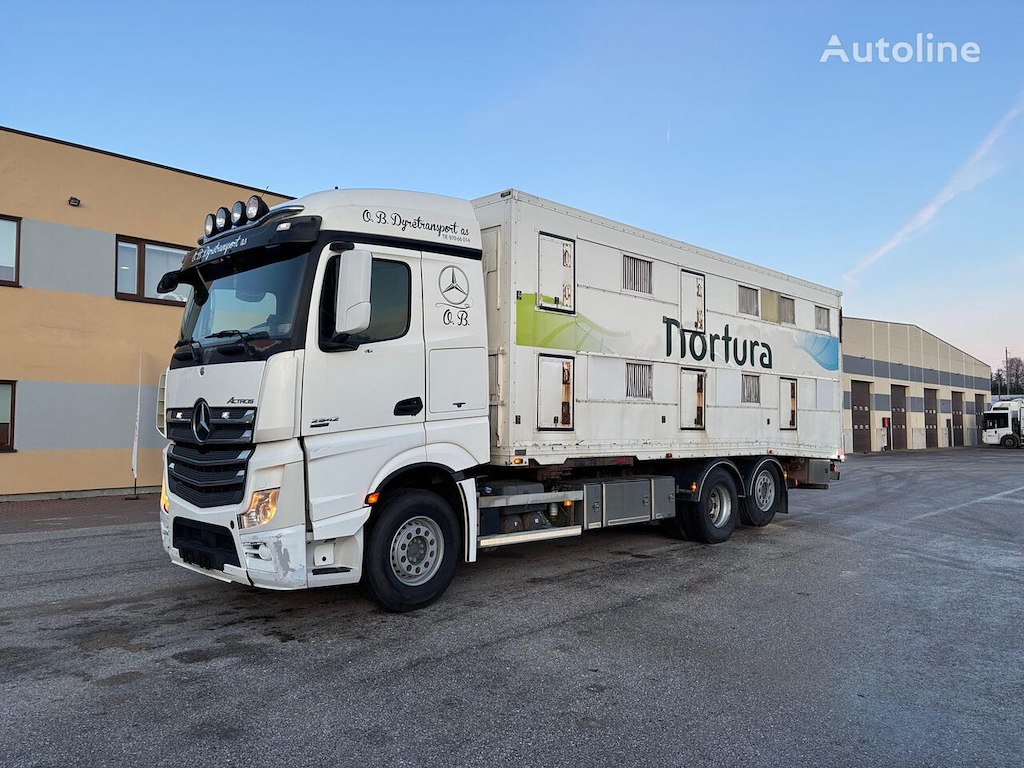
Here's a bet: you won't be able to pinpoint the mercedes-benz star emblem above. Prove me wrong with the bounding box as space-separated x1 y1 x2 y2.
191 399 212 444
439 266 469 305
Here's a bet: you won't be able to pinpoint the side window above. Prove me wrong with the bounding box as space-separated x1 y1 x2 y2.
623 254 652 294
738 285 759 317
779 296 796 324
0 215 20 286
320 256 411 346
741 373 760 404
815 305 831 332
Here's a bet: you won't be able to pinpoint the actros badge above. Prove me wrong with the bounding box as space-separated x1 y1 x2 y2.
438 266 470 306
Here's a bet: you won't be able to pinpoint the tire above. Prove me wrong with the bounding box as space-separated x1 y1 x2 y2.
362 490 459 612
741 463 782 527
685 468 739 544
1001 435 1018 449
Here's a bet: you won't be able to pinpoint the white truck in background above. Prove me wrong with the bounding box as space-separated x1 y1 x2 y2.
155 188 843 611
981 398 1024 447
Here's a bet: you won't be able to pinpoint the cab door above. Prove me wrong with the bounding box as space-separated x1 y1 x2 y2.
301 244 425 524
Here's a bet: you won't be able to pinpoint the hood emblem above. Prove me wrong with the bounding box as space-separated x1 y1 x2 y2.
192 399 212 444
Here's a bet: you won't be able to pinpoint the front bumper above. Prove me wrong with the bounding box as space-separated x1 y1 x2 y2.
160 440 366 589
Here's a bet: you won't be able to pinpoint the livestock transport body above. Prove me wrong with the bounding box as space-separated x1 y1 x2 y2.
156 189 843 611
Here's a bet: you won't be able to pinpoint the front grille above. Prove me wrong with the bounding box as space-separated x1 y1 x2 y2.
172 517 241 571
166 405 255 508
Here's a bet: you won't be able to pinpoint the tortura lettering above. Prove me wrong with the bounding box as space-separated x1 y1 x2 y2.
662 317 773 369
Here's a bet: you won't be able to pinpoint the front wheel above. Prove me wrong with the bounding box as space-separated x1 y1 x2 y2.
363 490 459 612
1001 435 1018 449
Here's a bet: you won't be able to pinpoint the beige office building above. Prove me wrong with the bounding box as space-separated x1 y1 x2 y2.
842 317 991 452
0 127 289 497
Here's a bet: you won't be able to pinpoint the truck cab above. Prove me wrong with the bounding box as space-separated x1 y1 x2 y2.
982 399 1024 448
158 190 489 608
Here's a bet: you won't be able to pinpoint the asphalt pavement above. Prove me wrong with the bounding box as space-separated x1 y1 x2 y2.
1 449 1021 767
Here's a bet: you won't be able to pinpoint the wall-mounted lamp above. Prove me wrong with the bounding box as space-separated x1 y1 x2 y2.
68 197 81 207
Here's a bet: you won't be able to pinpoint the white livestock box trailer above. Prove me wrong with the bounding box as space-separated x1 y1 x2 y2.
157 188 843 611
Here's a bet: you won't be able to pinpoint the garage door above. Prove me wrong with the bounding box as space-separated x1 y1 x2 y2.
951 391 964 447
852 380 871 453
891 385 907 450
924 388 938 448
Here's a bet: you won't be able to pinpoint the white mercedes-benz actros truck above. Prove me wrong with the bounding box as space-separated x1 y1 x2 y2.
156 189 842 611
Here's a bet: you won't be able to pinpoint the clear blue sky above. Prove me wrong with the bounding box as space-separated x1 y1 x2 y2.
3 1 1022 368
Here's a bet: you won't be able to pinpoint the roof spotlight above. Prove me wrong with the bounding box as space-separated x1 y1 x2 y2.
204 213 216 238
215 207 231 231
246 195 269 222
230 201 247 226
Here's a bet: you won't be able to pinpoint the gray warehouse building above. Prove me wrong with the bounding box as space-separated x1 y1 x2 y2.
842 317 991 452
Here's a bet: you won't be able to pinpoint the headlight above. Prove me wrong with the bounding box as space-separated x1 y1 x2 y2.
161 480 170 514
230 200 247 226
215 206 230 231
204 213 216 238
237 488 279 529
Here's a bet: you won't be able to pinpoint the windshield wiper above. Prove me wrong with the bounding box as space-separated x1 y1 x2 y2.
205 330 270 359
173 337 201 362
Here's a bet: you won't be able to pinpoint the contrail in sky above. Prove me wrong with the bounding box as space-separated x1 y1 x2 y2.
844 90 1024 286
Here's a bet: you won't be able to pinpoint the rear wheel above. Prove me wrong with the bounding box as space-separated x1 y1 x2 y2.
686 468 738 544
363 490 458 612
741 464 782 527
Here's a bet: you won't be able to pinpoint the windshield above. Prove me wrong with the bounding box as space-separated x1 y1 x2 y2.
180 250 309 353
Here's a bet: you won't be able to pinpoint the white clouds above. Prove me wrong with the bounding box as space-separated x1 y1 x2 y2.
843 90 1024 286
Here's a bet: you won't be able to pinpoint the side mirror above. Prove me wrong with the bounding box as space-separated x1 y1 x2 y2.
335 249 372 337
157 270 180 295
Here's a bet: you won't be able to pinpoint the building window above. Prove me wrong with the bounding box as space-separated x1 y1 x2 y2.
742 374 760 404
625 361 653 399
815 305 831 332
0 381 14 451
622 254 652 294
116 237 191 304
0 215 20 286
738 285 759 316
779 295 796 324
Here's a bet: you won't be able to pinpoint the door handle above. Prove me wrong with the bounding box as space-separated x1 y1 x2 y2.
394 397 423 417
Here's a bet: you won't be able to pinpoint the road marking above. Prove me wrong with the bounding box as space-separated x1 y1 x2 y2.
846 483 1024 540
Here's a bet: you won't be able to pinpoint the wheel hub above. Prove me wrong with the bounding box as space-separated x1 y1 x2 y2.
753 470 776 511
389 516 444 587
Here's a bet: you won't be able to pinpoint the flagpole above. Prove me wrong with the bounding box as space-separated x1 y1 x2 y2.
126 350 142 500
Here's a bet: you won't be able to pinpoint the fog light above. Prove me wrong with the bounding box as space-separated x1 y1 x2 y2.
258 543 272 561
237 488 279 529
246 194 268 222
215 206 230 231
